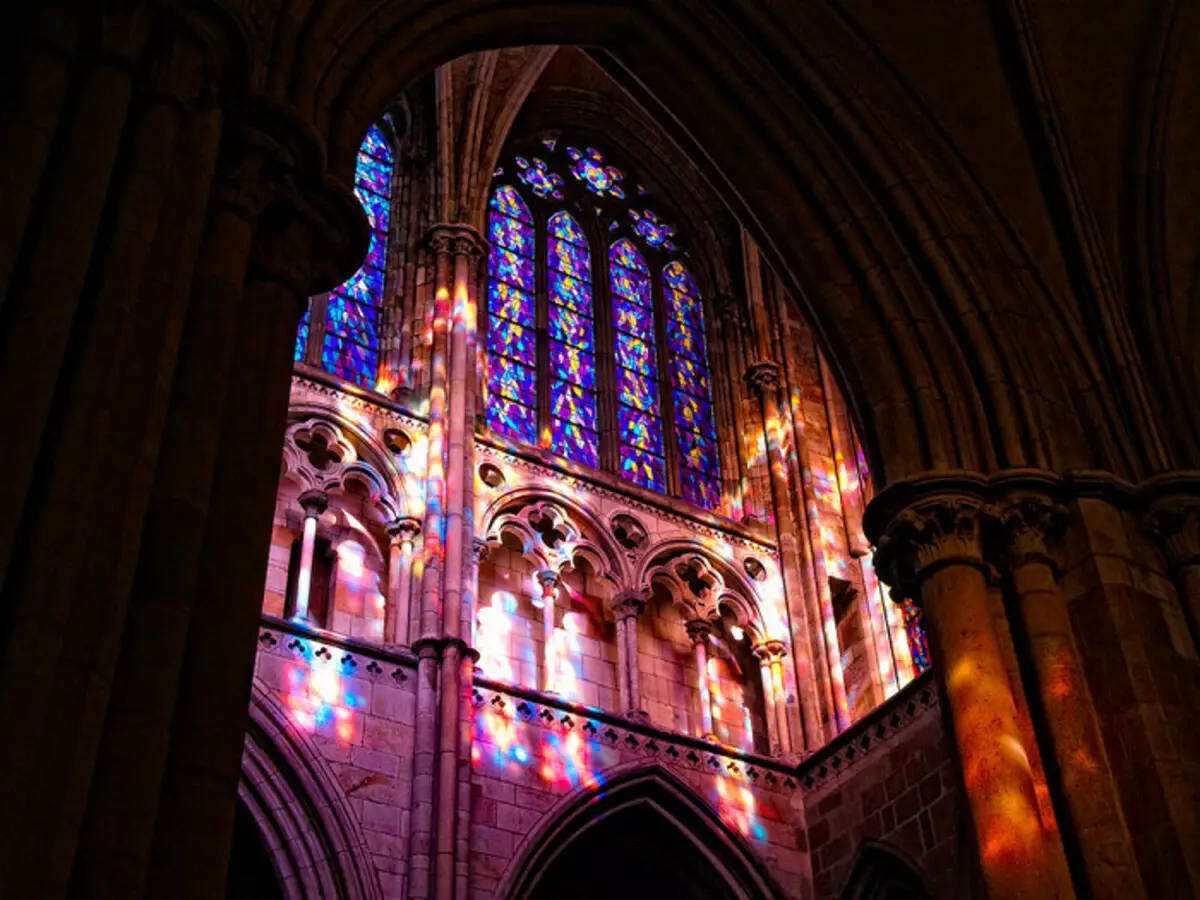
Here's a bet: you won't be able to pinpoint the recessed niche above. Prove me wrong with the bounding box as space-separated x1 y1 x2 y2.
610 513 647 551
383 428 411 455
478 462 506 488
743 557 767 582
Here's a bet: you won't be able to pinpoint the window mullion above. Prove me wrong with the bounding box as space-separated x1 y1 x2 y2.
535 207 551 450
307 292 331 368
653 268 681 497
596 239 619 474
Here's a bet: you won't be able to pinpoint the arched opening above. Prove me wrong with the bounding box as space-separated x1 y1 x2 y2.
839 842 933 900
501 766 782 900
225 798 285 900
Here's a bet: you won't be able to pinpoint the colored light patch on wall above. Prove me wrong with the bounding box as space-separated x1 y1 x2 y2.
549 271 591 315
550 342 596 389
284 654 364 744
548 238 590 280
671 356 711 397
321 334 376 387
488 281 535 326
490 185 532 223
549 210 587 245
488 355 535 403
619 369 659 414
552 422 599 468
551 380 597 430
616 333 655 376
488 320 536 366
472 699 612 792
516 156 564 199
620 446 666 493
489 246 534 292
326 294 380 347
618 407 664 454
489 212 533 255
668 320 706 361
549 304 594 353
487 396 537 444
673 390 714 435
612 298 654 343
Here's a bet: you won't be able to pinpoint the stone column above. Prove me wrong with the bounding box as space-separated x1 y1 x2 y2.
753 640 792 755
753 643 781 754
612 589 646 716
746 358 838 745
687 620 716 739
292 490 330 622
537 570 560 693
1144 492 1200 651
996 489 1144 900
871 490 1059 900
386 517 421 646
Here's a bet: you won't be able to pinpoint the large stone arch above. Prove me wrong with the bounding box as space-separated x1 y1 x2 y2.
240 682 382 900
239 0 1157 485
839 841 934 900
493 761 785 900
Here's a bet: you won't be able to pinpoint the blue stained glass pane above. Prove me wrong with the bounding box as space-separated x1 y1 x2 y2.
612 297 654 343
322 334 376 387
489 282 535 326
670 355 710 398
490 246 534 292
294 317 308 362
552 422 599 468
548 238 591 280
551 380 597 431
681 468 723 512
618 407 664 455
677 429 719 473
609 239 647 273
549 271 591 315
619 369 658 415
666 287 704 330
663 261 697 294
489 212 533 255
630 209 676 249
549 211 587 246
610 266 652 308
488 319 535 366
620 446 666 493
550 341 596 389
487 354 535 404
488 396 537 444
360 125 393 164
516 156 564 199
339 264 383 305
616 332 655 377
355 154 391 197
668 320 706 362
673 390 714 435
355 185 390 233
363 229 387 272
549 304 594 353
326 293 380 347
566 146 625 199
490 186 533 223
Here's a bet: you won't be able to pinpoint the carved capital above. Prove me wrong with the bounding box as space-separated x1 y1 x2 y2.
994 493 1068 571
298 489 329 516
744 359 782 395
1144 497 1200 571
612 588 647 621
685 618 714 643
388 516 422 546
472 537 491 565
874 494 988 599
752 640 787 664
428 223 486 258
536 569 560 593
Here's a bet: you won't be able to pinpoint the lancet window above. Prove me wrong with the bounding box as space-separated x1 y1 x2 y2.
485 141 723 513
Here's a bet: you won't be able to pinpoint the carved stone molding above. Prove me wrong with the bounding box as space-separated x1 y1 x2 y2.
872 494 989 599
1144 497 1200 570
743 359 782 395
751 640 787 664
388 516 422 546
993 492 1069 571
611 589 647 621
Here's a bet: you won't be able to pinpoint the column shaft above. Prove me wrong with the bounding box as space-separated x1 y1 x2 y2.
771 658 792 754
615 617 632 712
626 618 642 713
294 510 320 620
692 631 714 738
759 661 779 754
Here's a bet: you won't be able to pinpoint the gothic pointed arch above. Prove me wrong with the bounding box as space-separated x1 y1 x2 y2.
839 841 933 900
240 682 382 900
494 763 784 900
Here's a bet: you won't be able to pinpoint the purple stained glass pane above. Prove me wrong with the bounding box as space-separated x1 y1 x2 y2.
489 246 534 292
322 334 376 387
550 341 596 390
616 332 655 376
487 354 535 404
488 396 537 444
549 211 587 246
552 422 599 468
294 317 308 362
612 297 654 343
488 281 535 326
549 303 594 353
355 153 391 197
355 185 390 233
488 319 535 367
677 429 719 473
620 446 666 493
489 212 533 255
663 261 698 294
551 379 597 431
549 271 591 315
673 390 714 436
548 238 590 281
326 293 381 347
618 369 658 415
516 156 564 199
629 209 676 249
618 407 664 455
565 146 625 199
360 125 393 164
666 287 704 330
363 229 387 272
670 355 710 398
668 319 706 362
609 266 652 308
681 468 723 512
337 263 383 305
609 239 648 274
490 186 532 223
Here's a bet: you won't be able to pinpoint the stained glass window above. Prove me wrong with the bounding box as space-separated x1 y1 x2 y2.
487 186 538 444
611 239 665 492
516 156 564 200
566 147 625 199
664 262 721 511
548 211 598 467
629 209 676 251
902 600 932 675
318 123 393 387
295 300 310 362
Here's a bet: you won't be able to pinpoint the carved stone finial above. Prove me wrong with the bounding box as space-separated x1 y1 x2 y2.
994 493 1069 571
744 359 782 395
298 489 330 516
1144 497 1200 571
612 588 647 620
873 494 988 601
388 516 422 544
